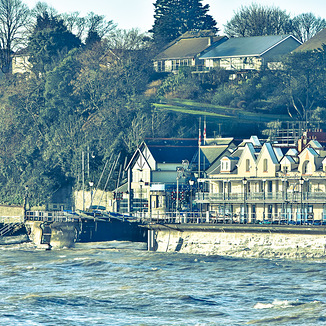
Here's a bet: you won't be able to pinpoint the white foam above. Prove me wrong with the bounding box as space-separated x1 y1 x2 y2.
254 302 274 309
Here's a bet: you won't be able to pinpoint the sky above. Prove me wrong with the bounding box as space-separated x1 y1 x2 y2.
24 0 326 33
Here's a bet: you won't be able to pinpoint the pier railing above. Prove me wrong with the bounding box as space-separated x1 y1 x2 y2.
25 211 81 223
139 211 326 226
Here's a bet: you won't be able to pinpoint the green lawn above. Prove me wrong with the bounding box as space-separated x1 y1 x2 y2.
154 98 290 124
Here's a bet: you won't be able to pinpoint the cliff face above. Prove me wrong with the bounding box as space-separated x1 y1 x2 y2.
150 227 326 260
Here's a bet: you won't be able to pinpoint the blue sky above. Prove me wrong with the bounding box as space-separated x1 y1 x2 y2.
24 0 326 33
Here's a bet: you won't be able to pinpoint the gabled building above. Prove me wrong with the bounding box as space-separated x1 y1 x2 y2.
124 138 198 215
199 35 302 72
121 136 237 217
153 30 227 73
197 133 326 224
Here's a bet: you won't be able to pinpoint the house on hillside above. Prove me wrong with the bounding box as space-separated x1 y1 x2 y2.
12 49 32 75
199 35 301 73
294 28 326 52
153 30 228 73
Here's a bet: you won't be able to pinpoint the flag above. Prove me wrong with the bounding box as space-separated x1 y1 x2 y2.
198 128 201 146
203 118 207 144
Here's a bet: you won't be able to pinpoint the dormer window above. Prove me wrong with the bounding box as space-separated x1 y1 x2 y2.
221 159 230 172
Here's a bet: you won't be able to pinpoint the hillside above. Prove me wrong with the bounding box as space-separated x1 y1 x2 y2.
154 98 291 137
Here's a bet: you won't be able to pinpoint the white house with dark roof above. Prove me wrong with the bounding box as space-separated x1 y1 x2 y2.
199 35 302 71
124 138 199 215
153 30 227 73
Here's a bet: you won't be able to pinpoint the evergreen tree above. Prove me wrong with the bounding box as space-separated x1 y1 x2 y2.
150 0 218 47
28 11 81 75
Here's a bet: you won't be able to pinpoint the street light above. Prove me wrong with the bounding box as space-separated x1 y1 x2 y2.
189 179 195 212
281 178 287 223
24 185 29 219
262 179 266 221
176 167 184 222
139 178 144 218
299 176 304 224
89 181 94 208
242 177 247 223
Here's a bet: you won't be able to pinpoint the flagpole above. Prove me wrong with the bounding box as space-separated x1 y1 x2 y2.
203 116 206 145
198 117 201 179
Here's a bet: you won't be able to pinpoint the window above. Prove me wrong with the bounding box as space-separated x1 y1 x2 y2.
246 159 250 172
302 160 312 174
283 166 289 174
221 160 229 172
263 159 268 172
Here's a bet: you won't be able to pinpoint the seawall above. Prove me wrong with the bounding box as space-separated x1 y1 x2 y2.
25 221 80 249
147 224 326 259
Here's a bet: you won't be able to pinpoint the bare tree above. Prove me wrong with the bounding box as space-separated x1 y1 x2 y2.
0 0 31 73
292 13 326 42
106 28 151 50
61 12 86 39
224 4 292 37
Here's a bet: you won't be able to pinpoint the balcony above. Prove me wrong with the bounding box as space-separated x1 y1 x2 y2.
195 191 326 203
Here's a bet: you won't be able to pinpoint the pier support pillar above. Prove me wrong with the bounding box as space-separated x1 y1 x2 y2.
147 229 157 251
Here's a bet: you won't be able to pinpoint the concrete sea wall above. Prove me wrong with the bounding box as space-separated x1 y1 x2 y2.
25 221 79 249
148 225 326 259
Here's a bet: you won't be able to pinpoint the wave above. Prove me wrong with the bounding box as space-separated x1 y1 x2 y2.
254 299 322 310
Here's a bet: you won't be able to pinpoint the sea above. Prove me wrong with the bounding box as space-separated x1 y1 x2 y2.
1 240 326 326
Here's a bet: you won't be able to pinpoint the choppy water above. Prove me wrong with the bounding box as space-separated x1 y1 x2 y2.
1 241 326 326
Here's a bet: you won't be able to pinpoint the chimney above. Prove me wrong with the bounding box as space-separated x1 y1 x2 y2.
208 36 213 46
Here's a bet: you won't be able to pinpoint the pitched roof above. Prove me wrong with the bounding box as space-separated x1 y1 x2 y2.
299 147 319 157
262 143 279 165
273 147 284 162
154 34 227 60
200 35 300 59
280 155 296 164
294 29 326 52
145 138 198 164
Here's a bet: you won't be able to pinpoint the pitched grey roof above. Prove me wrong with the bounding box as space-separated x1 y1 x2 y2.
200 35 300 59
154 35 227 60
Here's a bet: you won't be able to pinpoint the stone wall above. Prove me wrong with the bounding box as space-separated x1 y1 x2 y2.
151 226 326 260
74 190 113 211
0 205 24 223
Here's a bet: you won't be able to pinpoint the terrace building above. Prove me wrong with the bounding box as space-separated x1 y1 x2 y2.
197 132 326 224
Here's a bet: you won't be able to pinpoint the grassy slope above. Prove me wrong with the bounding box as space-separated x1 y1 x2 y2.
154 98 289 123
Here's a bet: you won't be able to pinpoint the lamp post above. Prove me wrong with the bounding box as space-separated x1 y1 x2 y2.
139 179 144 218
242 177 247 224
176 167 184 213
281 178 287 223
262 179 266 221
89 181 94 208
24 185 29 220
189 179 194 212
299 176 304 224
